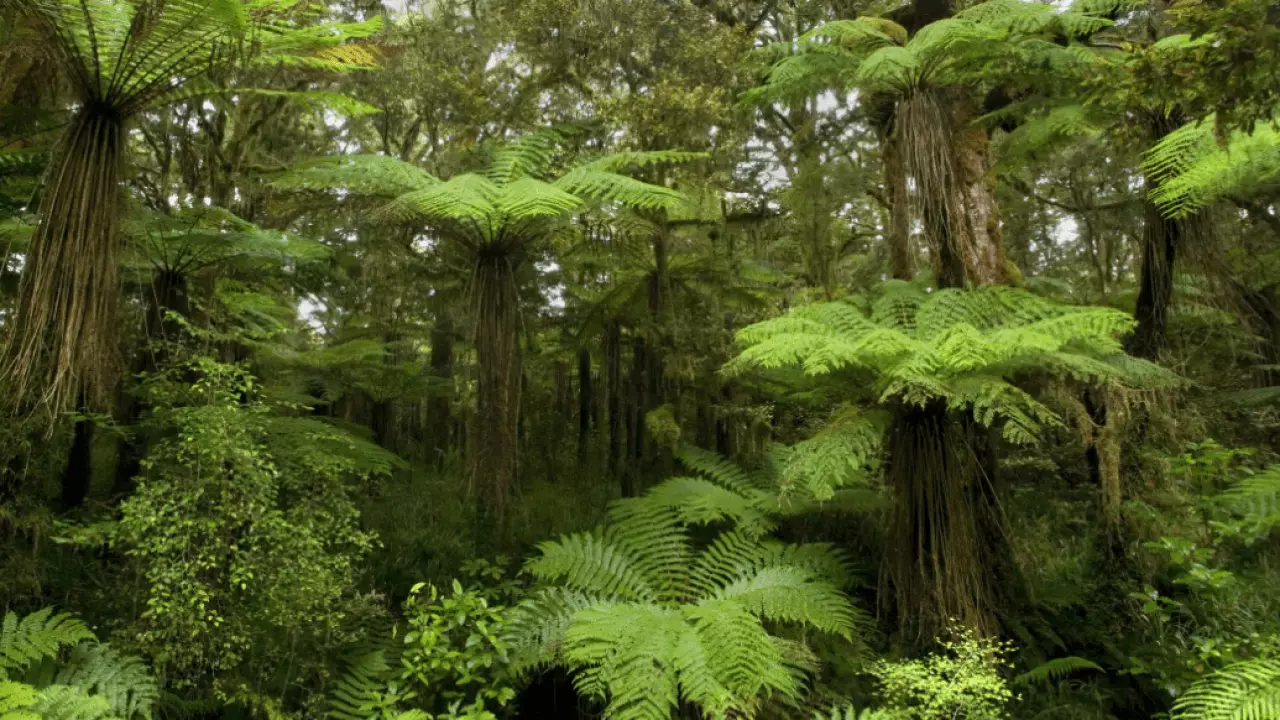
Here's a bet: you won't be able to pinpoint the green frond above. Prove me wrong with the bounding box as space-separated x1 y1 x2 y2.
554 169 684 211
713 566 857 637
676 445 773 496
581 151 708 173
0 681 39 720
1222 465 1280 519
507 587 599 673
562 603 683 719
640 476 776 536
781 407 887 501
516 474 866 719
525 532 657 602
495 177 584 218
270 155 440 197
1172 658 1280 720
28 684 113 720
1014 656 1104 687
0 609 94 678
327 649 398 720
374 173 501 225
486 128 566 185
54 644 158 719
730 281 1174 438
1146 116 1280 218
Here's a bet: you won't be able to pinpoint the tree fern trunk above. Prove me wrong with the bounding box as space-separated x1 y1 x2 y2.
426 312 454 465
578 348 593 462
4 106 126 418
884 401 1004 638
1128 114 1189 360
605 321 622 477
470 251 521 538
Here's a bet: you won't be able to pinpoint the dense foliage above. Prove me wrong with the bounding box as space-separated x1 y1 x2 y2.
2 0 1280 717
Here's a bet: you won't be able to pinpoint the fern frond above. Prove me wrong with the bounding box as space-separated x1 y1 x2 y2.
1172 658 1280 720
327 649 398 720
54 644 158 719
1014 656 1104 687
0 609 94 678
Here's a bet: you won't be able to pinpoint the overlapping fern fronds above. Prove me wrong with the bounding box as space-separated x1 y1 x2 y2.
507 486 862 720
0 609 157 720
726 280 1180 443
742 0 1113 105
1172 658 1280 720
1145 114 1280 218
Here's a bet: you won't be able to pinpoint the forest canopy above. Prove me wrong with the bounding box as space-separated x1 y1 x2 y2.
2 0 1280 718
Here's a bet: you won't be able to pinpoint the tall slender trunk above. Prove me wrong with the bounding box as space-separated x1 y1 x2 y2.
577 348 592 461
1128 114 1189 360
426 313 454 464
471 252 520 536
605 322 622 477
5 106 126 417
1127 195 1183 360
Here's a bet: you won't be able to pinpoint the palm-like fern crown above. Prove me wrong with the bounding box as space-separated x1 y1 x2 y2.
726 280 1179 444
20 0 380 115
0 608 158 720
274 131 700 252
507 476 862 720
743 0 1111 104
123 205 328 275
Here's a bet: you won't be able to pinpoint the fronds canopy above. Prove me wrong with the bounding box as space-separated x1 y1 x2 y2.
726 280 1180 444
17 0 381 114
743 1 1112 104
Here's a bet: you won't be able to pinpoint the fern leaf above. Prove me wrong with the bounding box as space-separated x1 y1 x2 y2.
0 610 95 678
1014 656 1104 686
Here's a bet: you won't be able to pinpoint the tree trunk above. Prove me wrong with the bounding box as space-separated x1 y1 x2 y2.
1127 196 1183 359
426 313 455 464
885 134 915 281
5 106 126 417
470 252 521 536
884 401 1005 639
1128 114 1189 360
578 348 593 461
61 411 94 510
605 322 623 477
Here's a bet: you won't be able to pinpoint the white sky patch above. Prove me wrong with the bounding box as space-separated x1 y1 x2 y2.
298 295 327 333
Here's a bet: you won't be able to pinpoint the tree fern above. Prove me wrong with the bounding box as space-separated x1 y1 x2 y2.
727 281 1178 444
1172 658 1280 720
507 484 863 720
2 0 382 417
